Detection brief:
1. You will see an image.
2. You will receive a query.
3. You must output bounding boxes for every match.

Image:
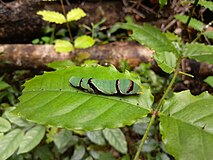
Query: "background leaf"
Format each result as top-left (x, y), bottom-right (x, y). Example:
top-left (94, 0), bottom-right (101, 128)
top-left (159, 0), bottom-right (168, 8)
top-left (154, 51), bottom-right (177, 73)
top-left (198, 0), bottom-right (213, 11)
top-left (47, 60), bottom-right (74, 70)
top-left (86, 130), bottom-right (106, 145)
top-left (0, 117), bottom-right (11, 133)
top-left (183, 43), bottom-right (213, 64)
top-left (202, 31), bottom-right (213, 40)
top-left (67, 8), bottom-right (86, 22)
top-left (37, 11), bottom-right (66, 24)
top-left (17, 125), bottom-right (46, 154)
top-left (54, 39), bottom-right (74, 52)
top-left (54, 129), bottom-right (78, 153)
top-left (13, 65), bottom-right (152, 131)
top-left (175, 14), bottom-right (204, 31)
top-left (204, 76), bottom-right (213, 87)
top-left (103, 128), bottom-right (127, 154)
top-left (70, 145), bottom-right (86, 160)
top-left (160, 91), bottom-right (213, 160)
top-left (74, 35), bottom-right (95, 49)
top-left (0, 129), bottom-right (24, 160)
top-left (0, 81), bottom-right (10, 90)
top-left (109, 22), bottom-right (178, 54)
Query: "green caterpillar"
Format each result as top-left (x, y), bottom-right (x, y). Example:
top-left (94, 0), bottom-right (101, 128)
top-left (69, 76), bottom-right (141, 95)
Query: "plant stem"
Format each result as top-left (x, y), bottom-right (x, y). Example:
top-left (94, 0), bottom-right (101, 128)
top-left (133, 58), bottom-right (181, 160)
top-left (59, 0), bottom-right (73, 42)
top-left (185, 0), bottom-right (199, 28)
top-left (133, 111), bottom-right (156, 160)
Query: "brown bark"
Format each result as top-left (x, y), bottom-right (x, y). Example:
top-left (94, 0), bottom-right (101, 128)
top-left (0, 42), bottom-right (154, 69)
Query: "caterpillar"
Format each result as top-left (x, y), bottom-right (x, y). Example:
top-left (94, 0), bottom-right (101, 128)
top-left (69, 76), bottom-right (141, 95)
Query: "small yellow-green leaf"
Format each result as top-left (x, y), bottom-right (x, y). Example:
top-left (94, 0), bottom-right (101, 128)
top-left (54, 40), bottom-right (74, 52)
top-left (67, 8), bottom-right (86, 22)
top-left (37, 11), bottom-right (66, 24)
top-left (74, 36), bottom-right (95, 49)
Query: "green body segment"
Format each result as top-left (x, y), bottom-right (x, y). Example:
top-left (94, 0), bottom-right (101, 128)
top-left (118, 79), bottom-right (132, 95)
top-left (81, 78), bottom-right (94, 93)
top-left (118, 79), bottom-right (141, 95)
top-left (69, 76), bottom-right (81, 87)
top-left (91, 79), bottom-right (117, 95)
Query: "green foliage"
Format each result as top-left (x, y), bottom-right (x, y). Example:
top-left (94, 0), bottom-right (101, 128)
top-left (12, 65), bottom-right (153, 131)
top-left (154, 51), bottom-right (177, 73)
top-left (54, 39), bottom-right (74, 52)
top-left (183, 43), bottom-right (213, 64)
top-left (204, 76), bottom-right (213, 87)
top-left (159, 0), bottom-right (168, 8)
top-left (109, 21), bottom-right (179, 73)
top-left (74, 35), bottom-right (95, 49)
top-left (160, 91), bottom-right (213, 160)
top-left (0, 129), bottom-right (24, 160)
top-left (0, 117), bottom-right (11, 133)
top-left (0, 107), bottom-right (46, 160)
top-left (103, 128), bottom-right (127, 154)
top-left (37, 11), bottom-right (66, 24)
top-left (175, 14), bottom-right (205, 31)
top-left (202, 31), bottom-right (213, 40)
top-left (67, 8), bottom-right (86, 22)
top-left (37, 8), bottom-right (95, 52)
top-left (47, 60), bottom-right (74, 70)
top-left (198, 0), bottom-right (213, 11)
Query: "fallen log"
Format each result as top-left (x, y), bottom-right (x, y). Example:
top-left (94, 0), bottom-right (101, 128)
top-left (0, 42), bottom-right (154, 69)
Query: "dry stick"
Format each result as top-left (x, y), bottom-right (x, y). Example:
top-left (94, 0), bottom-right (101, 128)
top-left (133, 58), bottom-right (181, 160)
top-left (59, 0), bottom-right (73, 42)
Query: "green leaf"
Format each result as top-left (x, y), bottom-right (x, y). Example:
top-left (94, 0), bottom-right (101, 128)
top-left (54, 40), bottom-right (74, 52)
top-left (5, 108), bottom-right (34, 128)
top-left (0, 81), bottom-right (10, 90)
top-left (86, 130), bottom-right (106, 145)
top-left (67, 8), bottom-right (86, 22)
top-left (17, 125), bottom-right (45, 154)
top-left (0, 129), bottom-right (24, 160)
top-left (154, 51), bottom-right (177, 73)
top-left (160, 91), bottom-right (213, 160)
top-left (198, 0), bottom-right (213, 11)
top-left (0, 117), bottom-right (11, 133)
top-left (70, 145), bottom-right (86, 160)
top-left (12, 65), bottom-right (152, 131)
top-left (202, 31), bottom-right (213, 40)
top-left (183, 43), bottom-right (213, 64)
top-left (175, 14), bottom-right (205, 31)
top-left (204, 76), bottom-right (213, 87)
top-left (109, 22), bottom-right (178, 54)
top-left (54, 129), bottom-right (78, 153)
top-left (47, 60), bottom-right (74, 70)
top-left (103, 128), bottom-right (127, 154)
top-left (74, 35), bottom-right (95, 49)
top-left (37, 11), bottom-right (66, 24)
top-left (159, 0), bottom-right (168, 8)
